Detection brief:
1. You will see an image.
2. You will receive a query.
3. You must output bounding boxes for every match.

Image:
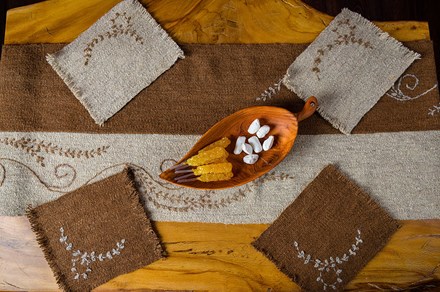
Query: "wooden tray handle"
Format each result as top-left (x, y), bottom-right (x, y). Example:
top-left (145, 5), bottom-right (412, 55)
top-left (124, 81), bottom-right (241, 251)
top-left (296, 96), bottom-right (318, 122)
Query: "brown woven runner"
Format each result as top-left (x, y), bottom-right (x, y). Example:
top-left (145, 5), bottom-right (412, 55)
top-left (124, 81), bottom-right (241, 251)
top-left (26, 169), bottom-right (164, 291)
top-left (0, 41), bottom-right (438, 135)
top-left (252, 165), bottom-right (400, 291)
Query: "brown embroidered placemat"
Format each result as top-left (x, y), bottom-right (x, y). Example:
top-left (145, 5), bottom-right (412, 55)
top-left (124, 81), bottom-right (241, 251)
top-left (26, 169), bottom-right (164, 291)
top-left (252, 165), bottom-right (400, 291)
top-left (0, 41), bottom-right (438, 135)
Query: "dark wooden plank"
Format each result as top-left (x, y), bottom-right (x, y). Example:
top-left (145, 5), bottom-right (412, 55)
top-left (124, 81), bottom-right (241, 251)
top-left (0, 0), bottom-right (7, 57)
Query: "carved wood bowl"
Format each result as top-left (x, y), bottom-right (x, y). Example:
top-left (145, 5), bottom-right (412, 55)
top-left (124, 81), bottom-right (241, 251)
top-left (160, 96), bottom-right (318, 190)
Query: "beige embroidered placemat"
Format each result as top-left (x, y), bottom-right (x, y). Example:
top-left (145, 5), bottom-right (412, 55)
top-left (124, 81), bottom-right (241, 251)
top-left (283, 8), bottom-right (421, 134)
top-left (26, 169), bottom-right (164, 291)
top-left (47, 0), bottom-right (184, 125)
top-left (252, 165), bottom-right (400, 291)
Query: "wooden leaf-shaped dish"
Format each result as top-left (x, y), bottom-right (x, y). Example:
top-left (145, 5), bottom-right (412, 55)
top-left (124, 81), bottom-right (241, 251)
top-left (160, 96), bottom-right (317, 190)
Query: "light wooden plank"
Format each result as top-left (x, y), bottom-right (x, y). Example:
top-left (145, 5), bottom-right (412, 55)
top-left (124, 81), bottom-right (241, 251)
top-left (1, 217), bottom-right (439, 291)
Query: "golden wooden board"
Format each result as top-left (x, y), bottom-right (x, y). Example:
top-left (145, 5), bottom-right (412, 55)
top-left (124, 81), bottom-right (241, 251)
top-left (1, 0), bottom-right (438, 291)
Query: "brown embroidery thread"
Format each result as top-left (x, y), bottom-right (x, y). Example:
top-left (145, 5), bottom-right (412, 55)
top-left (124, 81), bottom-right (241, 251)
top-left (136, 162), bottom-right (295, 212)
top-left (0, 137), bottom-right (109, 167)
top-left (84, 12), bottom-right (144, 65)
top-left (0, 158), bottom-right (77, 190)
top-left (0, 159), bottom-right (294, 212)
top-left (312, 18), bottom-right (373, 79)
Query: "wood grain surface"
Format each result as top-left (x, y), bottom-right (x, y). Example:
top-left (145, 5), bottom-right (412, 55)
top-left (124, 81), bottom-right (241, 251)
top-left (1, 0), bottom-right (439, 291)
top-left (5, 0), bottom-right (430, 44)
top-left (1, 217), bottom-right (440, 291)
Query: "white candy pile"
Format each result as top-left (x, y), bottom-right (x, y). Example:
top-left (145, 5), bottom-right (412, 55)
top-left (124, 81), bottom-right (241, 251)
top-left (234, 119), bottom-right (275, 164)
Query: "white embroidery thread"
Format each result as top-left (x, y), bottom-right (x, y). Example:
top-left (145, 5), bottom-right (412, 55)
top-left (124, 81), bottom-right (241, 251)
top-left (256, 79), bottom-right (283, 101)
top-left (386, 74), bottom-right (438, 101)
top-left (293, 229), bottom-right (363, 290)
top-left (59, 227), bottom-right (125, 280)
top-left (428, 102), bottom-right (440, 116)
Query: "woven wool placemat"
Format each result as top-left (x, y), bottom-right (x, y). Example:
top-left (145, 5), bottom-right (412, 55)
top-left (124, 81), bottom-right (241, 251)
top-left (46, 0), bottom-right (184, 125)
top-left (0, 41), bottom-right (437, 134)
top-left (252, 165), bottom-right (400, 291)
top-left (283, 8), bottom-right (420, 134)
top-left (26, 169), bottom-right (164, 291)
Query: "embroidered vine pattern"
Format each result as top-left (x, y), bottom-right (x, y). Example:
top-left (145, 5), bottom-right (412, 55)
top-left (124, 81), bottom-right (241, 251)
top-left (293, 229), bottom-right (363, 290)
top-left (0, 158), bottom-right (77, 190)
top-left (386, 74), bottom-right (438, 101)
top-left (134, 162), bottom-right (295, 212)
top-left (84, 12), bottom-right (144, 65)
top-left (0, 137), bottom-right (109, 167)
top-left (428, 102), bottom-right (440, 116)
top-left (0, 160), bottom-right (294, 213)
top-left (256, 78), bottom-right (283, 101)
top-left (59, 227), bottom-right (125, 281)
top-left (312, 18), bottom-right (373, 79)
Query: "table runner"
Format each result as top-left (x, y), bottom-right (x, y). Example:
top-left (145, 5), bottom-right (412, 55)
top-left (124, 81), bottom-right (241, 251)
top-left (0, 42), bottom-right (438, 222)
top-left (1, 130), bottom-right (437, 220)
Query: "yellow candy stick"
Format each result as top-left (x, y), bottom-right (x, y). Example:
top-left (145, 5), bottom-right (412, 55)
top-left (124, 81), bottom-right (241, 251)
top-left (193, 162), bottom-right (233, 176)
top-left (199, 137), bottom-right (231, 153)
top-left (198, 171), bottom-right (234, 182)
top-left (186, 147), bottom-right (229, 166)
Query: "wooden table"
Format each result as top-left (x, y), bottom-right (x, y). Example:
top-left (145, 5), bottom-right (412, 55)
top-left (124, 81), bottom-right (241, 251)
top-left (1, 0), bottom-right (439, 291)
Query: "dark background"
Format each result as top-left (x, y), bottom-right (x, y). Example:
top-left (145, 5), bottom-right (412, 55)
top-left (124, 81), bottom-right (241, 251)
top-left (303, 0), bottom-right (439, 83)
top-left (1, 0), bottom-right (439, 82)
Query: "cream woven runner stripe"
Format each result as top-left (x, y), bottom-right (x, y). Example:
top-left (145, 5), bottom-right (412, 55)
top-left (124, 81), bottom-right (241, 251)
top-left (0, 131), bottom-right (438, 220)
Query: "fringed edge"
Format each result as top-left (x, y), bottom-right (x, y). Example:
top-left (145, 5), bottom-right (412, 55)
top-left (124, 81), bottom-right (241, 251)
top-left (25, 206), bottom-right (72, 292)
top-left (129, 0), bottom-right (184, 60)
top-left (282, 74), bottom-right (354, 134)
top-left (252, 164), bottom-right (401, 291)
top-left (47, 0), bottom-right (184, 127)
top-left (251, 241), bottom-right (304, 289)
top-left (282, 8), bottom-right (421, 135)
top-left (46, 53), bottom-right (107, 126)
top-left (339, 8), bottom-right (421, 60)
top-left (123, 166), bottom-right (166, 259)
top-left (326, 164), bottom-right (401, 230)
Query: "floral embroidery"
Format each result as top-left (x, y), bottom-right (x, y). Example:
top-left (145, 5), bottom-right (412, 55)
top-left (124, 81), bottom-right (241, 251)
top-left (0, 137), bottom-right (109, 167)
top-left (256, 79), bottom-right (283, 101)
top-left (428, 102), bottom-right (440, 116)
top-left (312, 18), bottom-right (373, 79)
top-left (59, 227), bottom-right (125, 280)
top-left (84, 12), bottom-right (144, 65)
top-left (386, 74), bottom-right (438, 101)
top-left (135, 162), bottom-right (295, 212)
top-left (0, 159), bottom-right (294, 213)
top-left (293, 229), bottom-right (363, 290)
